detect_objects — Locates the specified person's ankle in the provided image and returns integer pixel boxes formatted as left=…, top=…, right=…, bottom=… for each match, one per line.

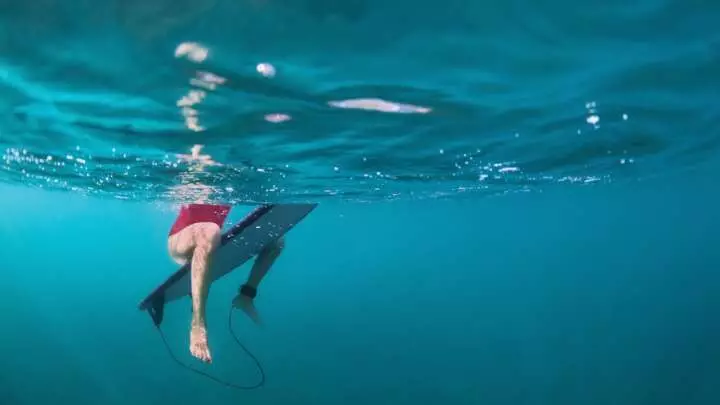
left=240, top=284, right=257, bottom=299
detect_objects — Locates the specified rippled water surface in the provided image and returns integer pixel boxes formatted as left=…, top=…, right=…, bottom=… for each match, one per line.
left=1, top=0, right=718, bottom=203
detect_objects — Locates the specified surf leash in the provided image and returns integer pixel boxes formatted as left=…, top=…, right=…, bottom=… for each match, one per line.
left=153, top=299, right=266, bottom=390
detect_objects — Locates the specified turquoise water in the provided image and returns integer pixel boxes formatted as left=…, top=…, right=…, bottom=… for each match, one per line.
left=2, top=1, right=720, bottom=404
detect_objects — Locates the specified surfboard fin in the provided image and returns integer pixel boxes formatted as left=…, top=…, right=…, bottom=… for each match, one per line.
left=147, top=292, right=166, bottom=327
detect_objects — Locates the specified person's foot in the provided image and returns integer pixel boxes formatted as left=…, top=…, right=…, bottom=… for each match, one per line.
left=233, top=294, right=263, bottom=326
left=190, top=323, right=212, bottom=363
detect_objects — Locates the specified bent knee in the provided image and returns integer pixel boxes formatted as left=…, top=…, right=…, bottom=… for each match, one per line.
left=194, top=223, right=222, bottom=247
left=170, top=253, right=189, bottom=266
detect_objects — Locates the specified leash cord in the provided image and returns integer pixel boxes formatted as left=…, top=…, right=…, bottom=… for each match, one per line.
left=154, top=300, right=266, bottom=390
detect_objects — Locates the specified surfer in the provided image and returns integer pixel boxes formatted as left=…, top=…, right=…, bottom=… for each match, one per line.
left=168, top=203, right=285, bottom=363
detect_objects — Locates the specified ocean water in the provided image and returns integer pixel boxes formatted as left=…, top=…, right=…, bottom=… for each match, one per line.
left=1, top=0, right=719, bottom=404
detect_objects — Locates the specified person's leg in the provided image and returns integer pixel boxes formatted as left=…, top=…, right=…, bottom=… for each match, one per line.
left=168, top=229, right=194, bottom=266
left=233, top=236, right=285, bottom=324
left=188, top=223, right=221, bottom=363
left=246, top=236, right=285, bottom=290
left=168, top=222, right=221, bottom=363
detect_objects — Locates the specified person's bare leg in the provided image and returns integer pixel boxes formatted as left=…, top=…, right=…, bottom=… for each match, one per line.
left=247, top=236, right=285, bottom=290
left=188, top=223, right=221, bottom=363
left=234, top=236, right=285, bottom=324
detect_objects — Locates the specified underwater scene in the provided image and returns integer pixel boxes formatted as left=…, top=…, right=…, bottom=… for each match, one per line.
left=1, top=1, right=719, bottom=404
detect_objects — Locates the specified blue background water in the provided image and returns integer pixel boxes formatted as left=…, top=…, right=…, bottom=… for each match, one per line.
left=2, top=163, right=720, bottom=404
left=1, top=0, right=720, bottom=404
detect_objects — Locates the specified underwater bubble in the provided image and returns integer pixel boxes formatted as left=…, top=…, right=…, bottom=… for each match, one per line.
left=257, top=63, right=276, bottom=78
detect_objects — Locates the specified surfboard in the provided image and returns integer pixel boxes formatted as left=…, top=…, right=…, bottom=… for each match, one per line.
left=138, top=203, right=317, bottom=326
